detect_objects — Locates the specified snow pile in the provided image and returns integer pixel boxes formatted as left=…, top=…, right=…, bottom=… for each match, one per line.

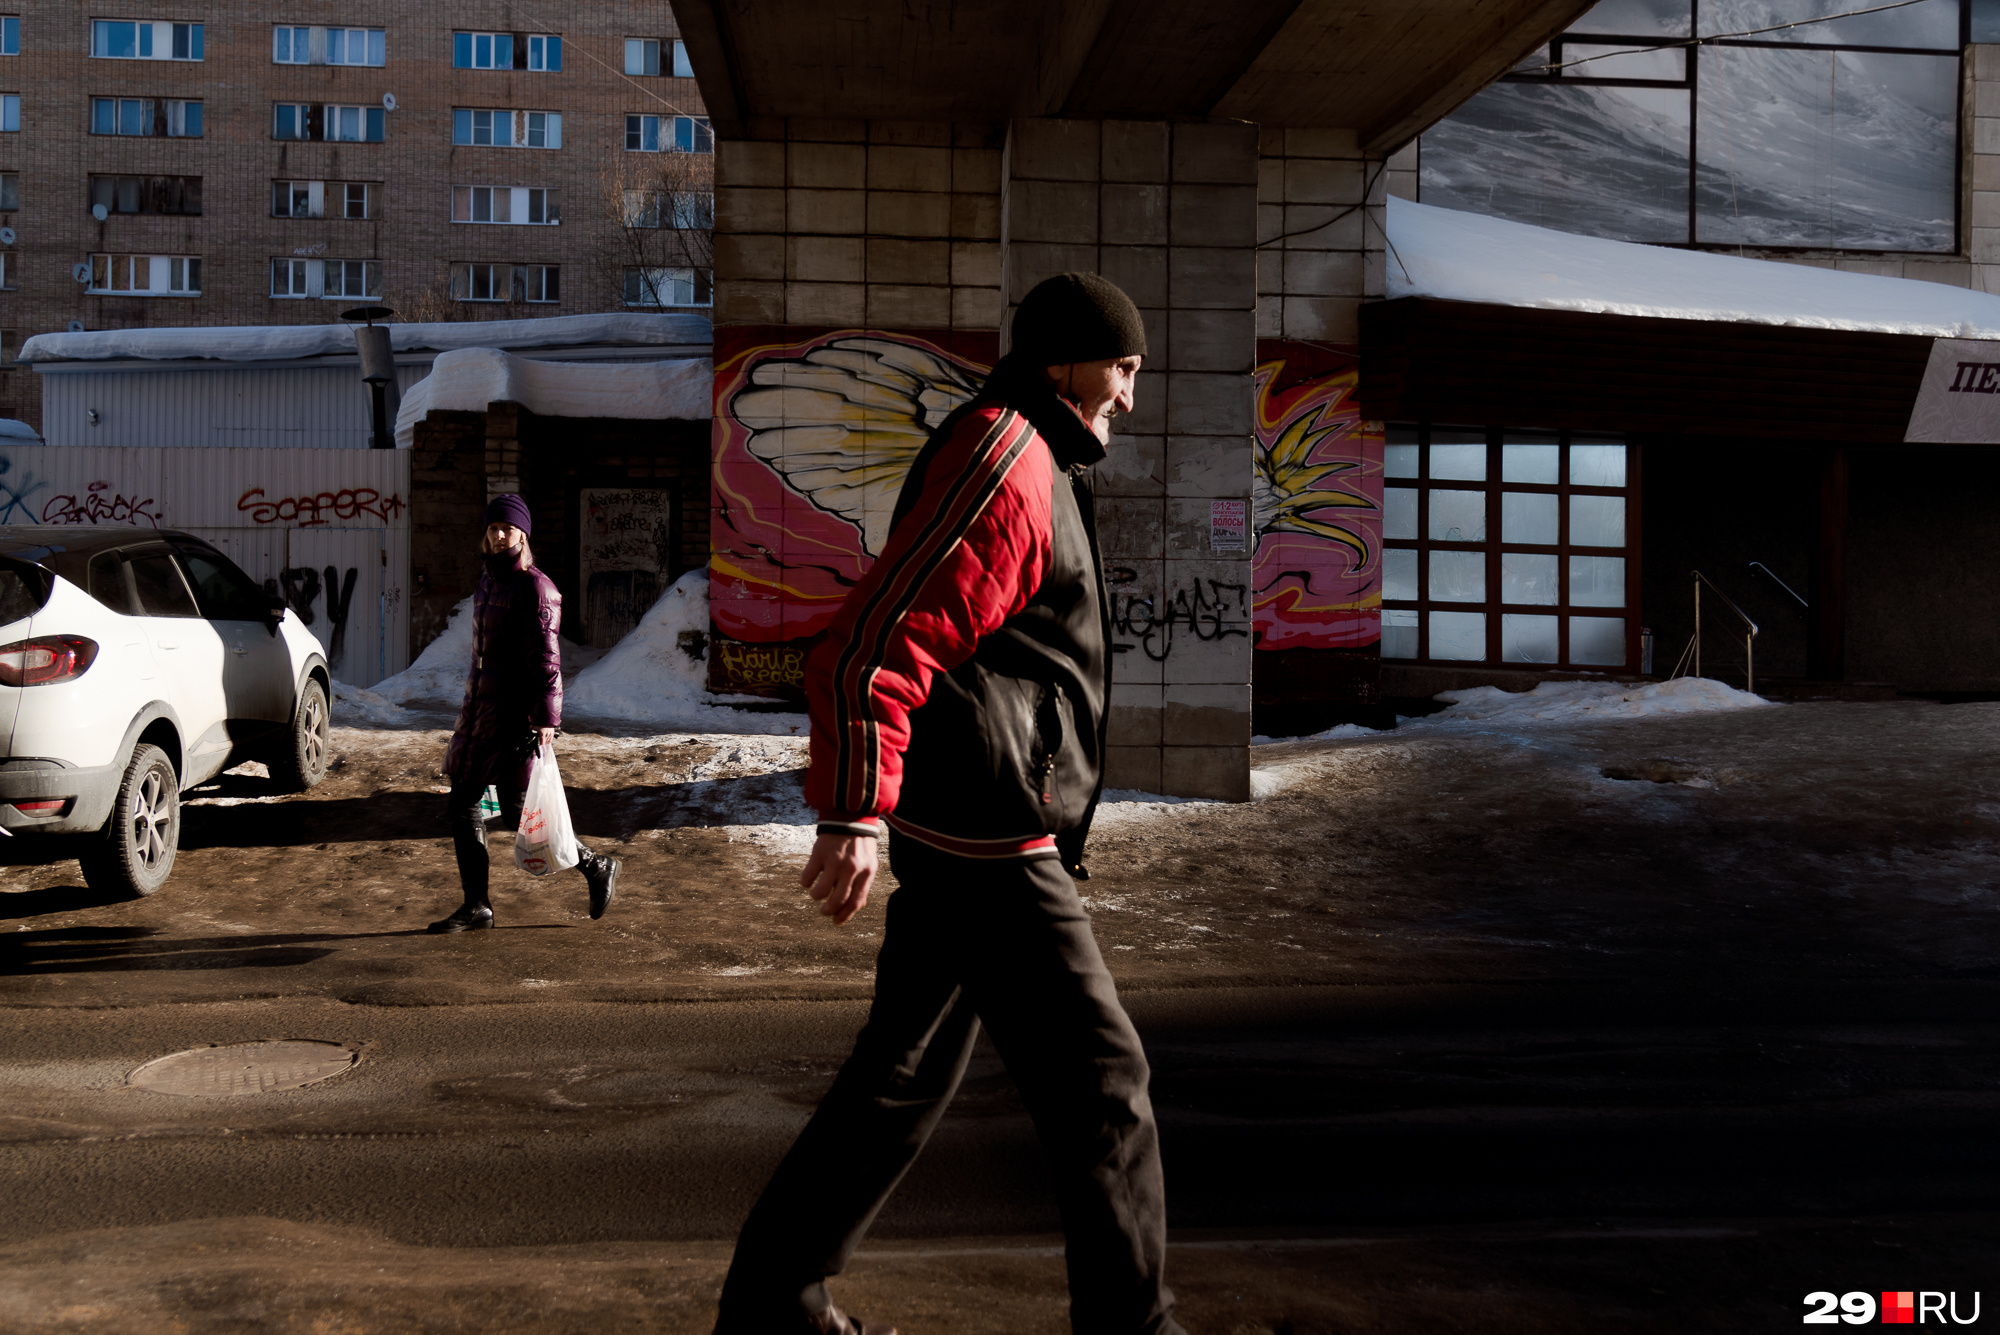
left=566, top=570, right=805, bottom=734
left=392, top=348, right=711, bottom=447
left=18, top=312, right=712, bottom=364
left=1388, top=195, right=2000, bottom=339
left=368, top=597, right=480, bottom=710
left=367, top=594, right=605, bottom=712
left=331, top=679, right=412, bottom=728
left=0, top=418, right=42, bottom=443
left=1418, top=677, right=1774, bottom=726
left=1252, top=722, right=1378, bottom=745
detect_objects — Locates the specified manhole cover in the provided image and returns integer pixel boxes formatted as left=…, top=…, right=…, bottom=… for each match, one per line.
left=129, top=1040, right=358, bottom=1097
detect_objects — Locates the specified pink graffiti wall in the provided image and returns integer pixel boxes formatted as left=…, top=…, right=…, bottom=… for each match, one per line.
left=1253, top=343, right=1382, bottom=651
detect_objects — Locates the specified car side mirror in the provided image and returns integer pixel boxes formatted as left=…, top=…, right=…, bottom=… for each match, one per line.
left=264, top=593, right=287, bottom=635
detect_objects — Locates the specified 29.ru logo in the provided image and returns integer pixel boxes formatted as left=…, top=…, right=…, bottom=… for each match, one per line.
left=1805, top=1292, right=1982, bottom=1324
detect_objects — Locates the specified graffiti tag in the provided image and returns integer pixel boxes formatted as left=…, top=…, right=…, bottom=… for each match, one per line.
left=0, top=454, right=49, bottom=523
left=239, top=487, right=406, bottom=527
left=42, top=480, right=162, bottom=527
left=713, top=639, right=806, bottom=691
left=280, top=565, right=361, bottom=669
left=1107, top=567, right=1250, bottom=662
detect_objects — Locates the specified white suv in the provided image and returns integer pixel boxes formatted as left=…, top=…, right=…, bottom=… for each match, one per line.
left=0, top=527, right=331, bottom=896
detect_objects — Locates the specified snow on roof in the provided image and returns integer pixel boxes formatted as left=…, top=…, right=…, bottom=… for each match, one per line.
left=392, top=346, right=711, bottom=445
left=1387, top=196, right=2000, bottom=339
left=17, top=312, right=712, bottom=365
left=0, top=418, right=42, bottom=442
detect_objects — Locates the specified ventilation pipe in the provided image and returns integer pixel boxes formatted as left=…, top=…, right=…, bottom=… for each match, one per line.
left=344, top=304, right=399, bottom=449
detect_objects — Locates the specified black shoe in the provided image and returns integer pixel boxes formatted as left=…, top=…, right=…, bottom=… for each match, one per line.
left=583, top=852, right=620, bottom=920
left=427, top=903, right=493, bottom=933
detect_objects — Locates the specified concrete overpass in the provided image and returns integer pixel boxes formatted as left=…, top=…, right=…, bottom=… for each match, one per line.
left=673, top=0, right=1590, bottom=798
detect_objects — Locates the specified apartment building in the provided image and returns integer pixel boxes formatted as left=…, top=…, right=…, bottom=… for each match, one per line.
left=0, top=1, right=712, bottom=430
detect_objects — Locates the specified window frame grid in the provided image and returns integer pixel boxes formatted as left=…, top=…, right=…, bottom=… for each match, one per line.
left=1380, top=424, right=1643, bottom=671
left=1461, top=0, right=1970, bottom=255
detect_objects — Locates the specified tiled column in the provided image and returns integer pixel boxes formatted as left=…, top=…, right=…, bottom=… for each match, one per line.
left=1255, top=129, right=1389, bottom=343
left=711, top=119, right=1003, bottom=331
left=1005, top=118, right=1258, bottom=801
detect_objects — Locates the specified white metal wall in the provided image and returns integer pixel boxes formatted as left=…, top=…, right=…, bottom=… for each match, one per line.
left=0, top=446, right=410, bottom=686
left=38, top=363, right=432, bottom=449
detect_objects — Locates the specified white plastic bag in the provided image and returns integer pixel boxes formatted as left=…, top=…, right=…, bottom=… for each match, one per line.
left=515, top=743, right=579, bottom=876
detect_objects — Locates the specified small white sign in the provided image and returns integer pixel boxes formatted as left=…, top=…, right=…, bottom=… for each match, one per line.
left=1209, top=498, right=1247, bottom=552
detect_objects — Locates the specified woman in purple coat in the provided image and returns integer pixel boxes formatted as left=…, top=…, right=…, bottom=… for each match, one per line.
left=428, top=494, right=621, bottom=933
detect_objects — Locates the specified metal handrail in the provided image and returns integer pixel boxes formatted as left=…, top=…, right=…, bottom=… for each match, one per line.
left=1689, top=570, right=1760, bottom=694
left=1748, top=561, right=1808, bottom=609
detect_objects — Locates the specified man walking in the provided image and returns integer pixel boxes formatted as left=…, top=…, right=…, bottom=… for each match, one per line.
left=714, top=273, right=1183, bottom=1335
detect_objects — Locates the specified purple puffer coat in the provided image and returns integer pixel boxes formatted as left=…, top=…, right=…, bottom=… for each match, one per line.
left=442, top=549, right=563, bottom=789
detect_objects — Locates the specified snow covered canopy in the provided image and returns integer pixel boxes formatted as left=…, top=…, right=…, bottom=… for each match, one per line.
left=18, top=313, right=712, bottom=364
left=393, top=348, right=711, bottom=447
left=1387, top=196, right=2000, bottom=339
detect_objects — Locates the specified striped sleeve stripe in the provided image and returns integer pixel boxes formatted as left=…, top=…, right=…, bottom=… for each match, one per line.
left=827, top=408, right=1037, bottom=815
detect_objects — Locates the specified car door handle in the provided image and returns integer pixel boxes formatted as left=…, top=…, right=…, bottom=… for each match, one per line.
left=154, top=639, right=178, bottom=650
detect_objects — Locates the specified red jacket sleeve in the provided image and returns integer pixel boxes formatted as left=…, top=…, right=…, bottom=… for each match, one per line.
left=804, top=404, right=1053, bottom=824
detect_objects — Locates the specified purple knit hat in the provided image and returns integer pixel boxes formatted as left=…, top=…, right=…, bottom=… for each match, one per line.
left=485, top=494, right=532, bottom=535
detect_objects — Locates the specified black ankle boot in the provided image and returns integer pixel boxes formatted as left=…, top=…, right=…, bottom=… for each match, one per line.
left=582, top=851, right=620, bottom=920
left=428, top=902, right=494, bottom=933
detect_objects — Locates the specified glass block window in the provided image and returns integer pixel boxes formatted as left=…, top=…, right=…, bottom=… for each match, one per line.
left=1381, top=425, right=1637, bottom=669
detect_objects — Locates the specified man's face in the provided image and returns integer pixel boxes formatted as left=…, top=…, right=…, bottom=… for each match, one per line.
left=484, top=521, right=525, bottom=553
left=1050, top=356, right=1143, bottom=443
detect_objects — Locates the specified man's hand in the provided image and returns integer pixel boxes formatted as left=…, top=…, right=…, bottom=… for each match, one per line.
left=801, top=833, right=878, bottom=926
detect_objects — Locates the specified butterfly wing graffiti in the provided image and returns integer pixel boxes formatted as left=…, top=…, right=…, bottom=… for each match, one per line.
left=732, top=336, right=986, bottom=558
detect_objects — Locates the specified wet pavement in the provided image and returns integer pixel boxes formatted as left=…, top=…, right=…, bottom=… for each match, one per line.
left=0, top=700, right=1997, bottom=1330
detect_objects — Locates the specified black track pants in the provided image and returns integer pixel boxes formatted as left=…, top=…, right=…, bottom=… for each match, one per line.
left=714, top=833, right=1182, bottom=1335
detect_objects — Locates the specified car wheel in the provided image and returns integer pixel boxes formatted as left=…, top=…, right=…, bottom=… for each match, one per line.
left=271, top=678, right=330, bottom=793
left=79, top=743, right=179, bottom=898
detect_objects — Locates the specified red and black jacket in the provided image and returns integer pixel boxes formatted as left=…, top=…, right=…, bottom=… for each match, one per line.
left=804, top=357, right=1111, bottom=866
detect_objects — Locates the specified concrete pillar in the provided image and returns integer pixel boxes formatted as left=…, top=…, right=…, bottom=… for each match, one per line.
left=1004, top=118, right=1259, bottom=801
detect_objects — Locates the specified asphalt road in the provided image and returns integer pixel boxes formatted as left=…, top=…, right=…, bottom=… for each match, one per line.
left=4, top=702, right=2000, bottom=1330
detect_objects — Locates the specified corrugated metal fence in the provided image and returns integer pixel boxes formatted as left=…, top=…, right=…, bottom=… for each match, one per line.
left=0, top=445, right=410, bottom=687
left=38, top=363, right=433, bottom=449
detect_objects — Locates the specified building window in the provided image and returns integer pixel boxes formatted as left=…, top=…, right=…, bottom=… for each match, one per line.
left=1421, top=1, right=1960, bottom=253
left=272, top=26, right=385, bottom=66
left=621, top=190, right=714, bottom=229
left=0, top=173, right=16, bottom=209
left=624, top=38, right=659, bottom=75
left=452, top=108, right=561, bottom=149
left=0, top=93, right=15, bottom=132
left=275, top=103, right=383, bottom=142
left=518, top=264, right=558, bottom=302
left=451, top=185, right=559, bottom=224
left=1380, top=427, right=1636, bottom=670
left=90, top=174, right=201, bottom=215
left=0, top=254, right=12, bottom=290
left=450, top=32, right=562, bottom=70
left=91, top=20, right=201, bottom=60
left=89, top=253, right=200, bottom=295
left=622, top=266, right=710, bottom=306
left=0, top=329, right=17, bottom=365
left=450, top=262, right=561, bottom=303
left=271, top=180, right=377, bottom=219
left=625, top=114, right=710, bottom=153
left=1, top=17, right=18, bottom=56
left=92, top=97, right=200, bottom=137
left=270, top=257, right=379, bottom=299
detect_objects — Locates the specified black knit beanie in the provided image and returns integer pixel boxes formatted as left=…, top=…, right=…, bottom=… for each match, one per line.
left=1010, top=272, right=1148, bottom=367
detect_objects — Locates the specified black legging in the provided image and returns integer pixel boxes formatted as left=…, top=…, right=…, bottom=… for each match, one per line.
left=446, top=775, right=597, bottom=904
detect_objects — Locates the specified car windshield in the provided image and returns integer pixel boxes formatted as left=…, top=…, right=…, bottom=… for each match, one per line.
left=0, top=556, right=53, bottom=627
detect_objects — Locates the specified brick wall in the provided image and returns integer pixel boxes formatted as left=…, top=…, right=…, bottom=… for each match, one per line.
left=0, top=0, right=705, bottom=431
